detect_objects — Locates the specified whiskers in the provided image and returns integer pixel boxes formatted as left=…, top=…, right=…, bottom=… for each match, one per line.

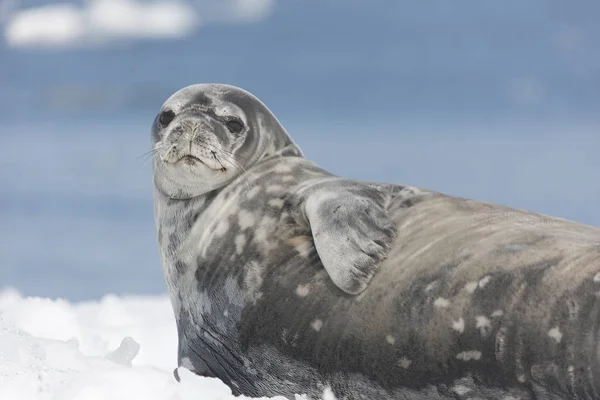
left=206, top=144, right=251, bottom=191
left=207, top=145, right=247, bottom=174
left=137, top=147, right=161, bottom=168
left=141, top=140, right=251, bottom=193
left=160, top=143, right=177, bottom=162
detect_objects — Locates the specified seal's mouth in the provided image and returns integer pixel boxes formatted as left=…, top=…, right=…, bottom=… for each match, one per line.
left=177, top=154, right=204, bottom=164
left=175, top=154, right=227, bottom=172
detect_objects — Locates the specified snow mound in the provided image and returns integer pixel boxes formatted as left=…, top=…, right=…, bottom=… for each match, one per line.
left=3, top=0, right=198, bottom=48
left=2, top=0, right=276, bottom=48
left=0, top=288, right=306, bottom=400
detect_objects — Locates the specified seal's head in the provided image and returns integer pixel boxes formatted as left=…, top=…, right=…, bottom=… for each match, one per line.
left=152, top=84, right=294, bottom=199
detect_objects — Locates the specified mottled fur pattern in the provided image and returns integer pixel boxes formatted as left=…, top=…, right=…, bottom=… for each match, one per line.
left=153, top=84, right=600, bottom=399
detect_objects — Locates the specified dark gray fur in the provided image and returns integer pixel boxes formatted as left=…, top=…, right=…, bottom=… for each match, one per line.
left=153, top=84, right=600, bottom=400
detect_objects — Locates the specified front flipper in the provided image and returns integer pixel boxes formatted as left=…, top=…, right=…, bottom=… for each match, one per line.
left=288, top=179, right=398, bottom=295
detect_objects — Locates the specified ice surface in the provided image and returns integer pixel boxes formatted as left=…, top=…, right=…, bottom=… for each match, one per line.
left=0, top=288, right=313, bottom=400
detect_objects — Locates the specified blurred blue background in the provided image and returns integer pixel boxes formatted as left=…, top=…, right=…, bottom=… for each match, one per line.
left=1, top=0, right=599, bottom=300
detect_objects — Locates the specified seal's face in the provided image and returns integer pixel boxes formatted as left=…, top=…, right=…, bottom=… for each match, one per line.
left=152, top=84, right=271, bottom=199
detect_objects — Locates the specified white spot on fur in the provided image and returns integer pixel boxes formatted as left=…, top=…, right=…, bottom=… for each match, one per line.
left=225, top=201, right=240, bottom=218
left=214, top=220, right=229, bottom=237
left=434, top=297, right=450, bottom=308
left=295, top=241, right=312, bottom=257
left=456, top=350, right=482, bottom=361
left=223, top=309, right=229, bottom=317
left=222, top=276, right=245, bottom=309
left=235, top=234, right=246, bottom=255
left=322, top=386, right=337, bottom=400
left=266, top=184, right=284, bottom=194
left=274, top=163, right=293, bottom=173
left=281, top=175, right=295, bottom=182
left=310, top=319, right=323, bottom=332
left=246, top=186, right=261, bottom=199
left=452, top=318, right=465, bottom=333
left=491, top=310, right=504, bottom=317
left=476, top=316, right=491, bottom=336
left=397, top=357, right=412, bottom=369
left=502, top=396, right=521, bottom=400
left=452, top=385, right=471, bottom=395
left=464, top=281, right=478, bottom=293
left=256, top=216, right=277, bottom=244
left=594, top=272, right=600, bottom=283
left=517, top=374, right=526, bottom=383
left=425, top=281, right=438, bottom=292
left=296, top=284, right=310, bottom=297
left=386, top=335, right=395, bottom=345
left=244, top=261, right=263, bottom=305
left=548, top=326, right=563, bottom=343
left=238, top=210, right=256, bottom=230
left=268, top=198, right=284, bottom=208
left=288, top=236, right=312, bottom=258
left=479, top=275, right=492, bottom=288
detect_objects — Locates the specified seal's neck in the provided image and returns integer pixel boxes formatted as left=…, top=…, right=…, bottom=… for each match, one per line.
left=153, top=188, right=217, bottom=242
left=153, top=187, right=218, bottom=304
left=258, top=118, right=304, bottom=161
left=152, top=138, right=299, bottom=233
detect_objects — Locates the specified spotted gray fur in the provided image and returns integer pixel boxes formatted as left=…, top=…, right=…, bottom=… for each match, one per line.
left=153, top=84, right=600, bottom=400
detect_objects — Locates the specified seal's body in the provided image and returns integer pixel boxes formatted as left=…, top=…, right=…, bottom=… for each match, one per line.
left=153, top=84, right=600, bottom=399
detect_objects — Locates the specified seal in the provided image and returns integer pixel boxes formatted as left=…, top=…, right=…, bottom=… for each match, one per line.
left=153, top=84, right=600, bottom=400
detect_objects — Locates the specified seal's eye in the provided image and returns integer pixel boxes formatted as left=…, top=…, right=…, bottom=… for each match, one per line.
left=159, top=110, right=175, bottom=127
left=225, top=119, right=244, bottom=133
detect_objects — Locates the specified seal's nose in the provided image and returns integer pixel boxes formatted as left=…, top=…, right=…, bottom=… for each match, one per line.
left=171, top=117, right=208, bottom=143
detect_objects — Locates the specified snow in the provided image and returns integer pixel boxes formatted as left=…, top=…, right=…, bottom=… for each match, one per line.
left=0, top=288, right=316, bottom=400
left=2, top=0, right=276, bottom=48
left=3, top=0, right=198, bottom=48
